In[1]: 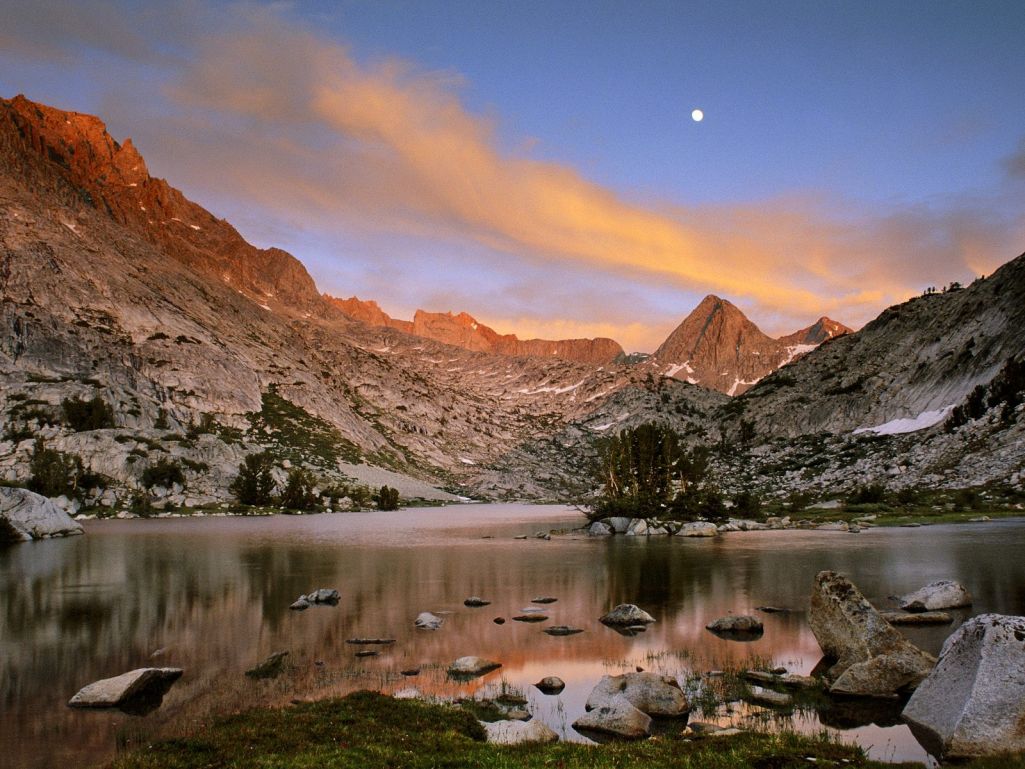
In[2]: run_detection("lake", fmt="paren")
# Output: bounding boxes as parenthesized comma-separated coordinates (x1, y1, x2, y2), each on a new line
(3, 505, 1024, 769)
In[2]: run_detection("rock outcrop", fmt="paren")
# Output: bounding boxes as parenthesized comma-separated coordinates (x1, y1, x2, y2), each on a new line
(902, 614, 1025, 759)
(808, 571, 935, 697)
(0, 487, 83, 541)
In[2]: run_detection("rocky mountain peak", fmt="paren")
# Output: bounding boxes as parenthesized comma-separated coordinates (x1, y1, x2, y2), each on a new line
(652, 297, 849, 395)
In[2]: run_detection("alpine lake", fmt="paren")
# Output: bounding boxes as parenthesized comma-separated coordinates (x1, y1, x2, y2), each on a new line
(4, 504, 1025, 769)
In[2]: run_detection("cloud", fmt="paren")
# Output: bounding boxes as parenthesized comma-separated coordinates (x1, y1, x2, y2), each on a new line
(5, 2, 1024, 350)
(1005, 137, 1025, 179)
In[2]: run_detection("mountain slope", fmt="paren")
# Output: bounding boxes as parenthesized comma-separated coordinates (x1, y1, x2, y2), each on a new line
(650, 295, 850, 395)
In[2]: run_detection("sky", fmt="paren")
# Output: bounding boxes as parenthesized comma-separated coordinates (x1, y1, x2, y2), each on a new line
(2, 0, 1025, 352)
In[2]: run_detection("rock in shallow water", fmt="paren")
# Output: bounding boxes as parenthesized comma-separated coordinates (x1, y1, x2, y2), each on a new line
(902, 613, 1025, 759)
(448, 656, 502, 678)
(0, 487, 83, 542)
(245, 651, 288, 679)
(599, 604, 655, 626)
(415, 612, 444, 630)
(705, 615, 764, 636)
(899, 580, 972, 612)
(879, 610, 953, 626)
(543, 625, 584, 636)
(68, 668, 183, 715)
(535, 676, 566, 694)
(809, 570, 935, 697)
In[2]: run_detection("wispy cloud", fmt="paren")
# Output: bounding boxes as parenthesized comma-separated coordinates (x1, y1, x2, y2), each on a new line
(4, 1, 1023, 349)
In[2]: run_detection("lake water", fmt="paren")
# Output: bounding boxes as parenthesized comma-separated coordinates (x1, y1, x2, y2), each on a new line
(3, 505, 1025, 769)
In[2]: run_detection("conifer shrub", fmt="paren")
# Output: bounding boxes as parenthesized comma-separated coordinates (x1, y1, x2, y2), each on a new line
(230, 452, 276, 506)
(61, 396, 115, 431)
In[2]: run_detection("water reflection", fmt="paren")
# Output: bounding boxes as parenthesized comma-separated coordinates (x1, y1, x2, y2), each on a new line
(2, 507, 1024, 769)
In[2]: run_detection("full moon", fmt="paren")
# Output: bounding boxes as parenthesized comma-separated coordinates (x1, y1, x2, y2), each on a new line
(691, 108, 704, 122)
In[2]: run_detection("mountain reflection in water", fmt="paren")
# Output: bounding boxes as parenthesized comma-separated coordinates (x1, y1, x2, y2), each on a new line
(3, 505, 1024, 769)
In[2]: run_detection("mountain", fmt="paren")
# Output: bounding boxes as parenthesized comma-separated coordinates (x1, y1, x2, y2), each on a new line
(650, 295, 850, 395)
(0, 93, 1021, 512)
(328, 296, 624, 364)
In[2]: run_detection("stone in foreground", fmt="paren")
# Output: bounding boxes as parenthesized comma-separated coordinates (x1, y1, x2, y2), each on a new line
(483, 718, 559, 745)
(573, 693, 652, 739)
(448, 656, 502, 678)
(68, 668, 183, 714)
(0, 487, 83, 542)
(415, 612, 444, 630)
(809, 571, 935, 697)
(585, 671, 688, 717)
(599, 604, 656, 626)
(902, 614, 1025, 759)
(899, 580, 972, 612)
(245, 651, 288, 679)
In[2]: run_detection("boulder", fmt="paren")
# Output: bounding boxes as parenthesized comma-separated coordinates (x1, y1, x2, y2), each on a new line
(902, 614, 1025, 759)
(448, 656, 502, 678)
(68, 668, 182, 714)
(245, 651, 288, 679)
(606, 517, 632, 534)
(625, 519, 649, 536)
(899, 580, 972, 612)
(483, 719, 559, 745)
(676, 521, 718, 537)
(535, 676, 566, 694)
(585, 672, 688, 717)
(306, 588, 340, 604)
(573, 694, 651, 739)
(706, 615, 763, 635)
(0, 487, 83, 541)
(809, 571, 935, 697)
(599, 604, 655, 626)
(746, 687, 792, 708)
(415, 612, 444, 630)
(289, 597, 310, 611)
(588, 521, 613, 536)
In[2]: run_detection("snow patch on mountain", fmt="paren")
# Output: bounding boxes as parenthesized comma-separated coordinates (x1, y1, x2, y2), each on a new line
(853, 405, 955, 436)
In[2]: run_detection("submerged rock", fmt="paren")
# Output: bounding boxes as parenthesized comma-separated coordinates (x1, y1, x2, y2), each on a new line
(245, 651, 288, 679)
(880, 610, 953, 626)
(463, 597, 491, 607)
(902, 614, 1025, 759)
(448, 656, 502, 678)
(543, 625, 584, 636)
(0, 487, 83, 542)
(289, 597, 311, 611)
(899, 580, 972, 612)
(585, 672, 688, 717)
(512, 614, 548, 623)
(414, 612, 444, 630)
(809, 571, 935, 697)
(483, 719, 558, 745)
(306, 588, 340, 604)
(573, 693, 651, 739)
(705, 615, 764, 639)
(68, 668, 183, 715)
(531, 596, 557, 604)
(599, 604, 656, 626)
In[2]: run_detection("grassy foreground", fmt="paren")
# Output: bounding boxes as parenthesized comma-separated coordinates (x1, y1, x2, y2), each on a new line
(101, 690, 1019, 769)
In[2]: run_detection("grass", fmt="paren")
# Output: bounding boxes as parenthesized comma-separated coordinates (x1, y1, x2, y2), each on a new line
(106, 690, 938, 769)
(248, 387, 364, 467)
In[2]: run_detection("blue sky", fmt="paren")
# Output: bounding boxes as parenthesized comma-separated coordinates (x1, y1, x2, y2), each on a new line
(2, 0, 1024, 350)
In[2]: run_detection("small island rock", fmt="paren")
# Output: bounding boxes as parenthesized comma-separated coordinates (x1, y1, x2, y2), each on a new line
(899, 580, 972, 612)
(599, 604, 656, 626)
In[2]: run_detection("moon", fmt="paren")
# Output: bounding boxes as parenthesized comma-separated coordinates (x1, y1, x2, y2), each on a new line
(691, 108, 704, 122)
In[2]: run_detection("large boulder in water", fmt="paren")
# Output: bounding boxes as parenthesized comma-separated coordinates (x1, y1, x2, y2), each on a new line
(68, 668, 182, 715)
(573, 693, 651, 739)
(902, 614, 1025, 759)
(585, 672, 688, 717)
(447, 656, 501, 678)
(899, 580, 972, 612)
(0, 487, 83, 542)
(809, 571, 935, 697)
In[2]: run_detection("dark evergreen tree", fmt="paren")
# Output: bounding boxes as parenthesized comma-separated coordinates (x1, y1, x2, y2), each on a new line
(230, 452, 275, 506)
(280, 468, 317, 510)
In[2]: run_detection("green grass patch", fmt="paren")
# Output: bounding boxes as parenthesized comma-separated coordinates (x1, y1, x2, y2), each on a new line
(105, 690, 935, 769)
(248, 387, 364, 467)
